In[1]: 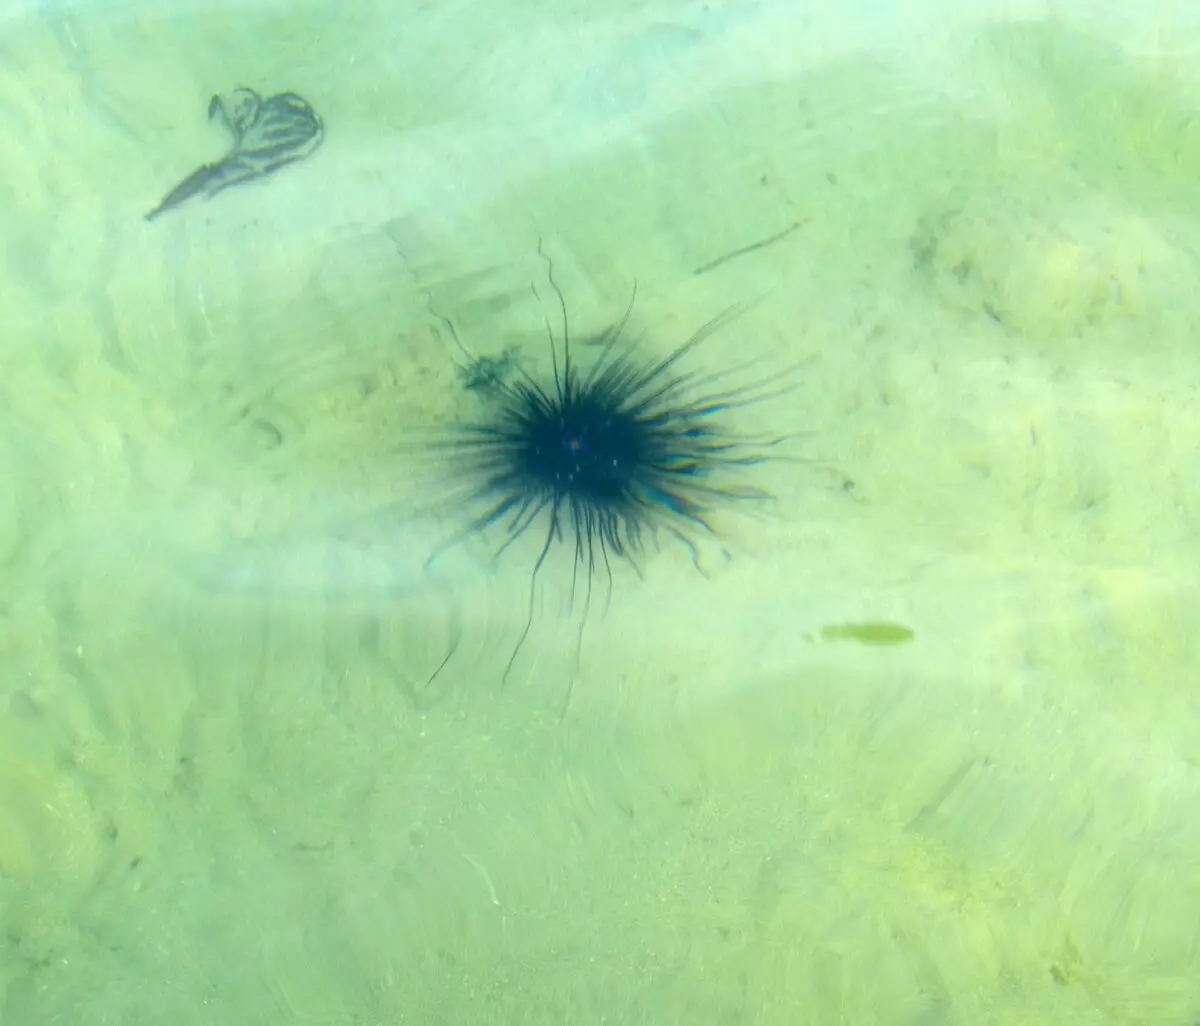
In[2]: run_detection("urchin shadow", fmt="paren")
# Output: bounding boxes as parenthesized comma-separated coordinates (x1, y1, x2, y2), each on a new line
(418, 242, 805, 710)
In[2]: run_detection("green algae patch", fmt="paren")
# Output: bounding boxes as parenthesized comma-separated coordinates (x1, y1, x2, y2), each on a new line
(820, 622, 915, 647)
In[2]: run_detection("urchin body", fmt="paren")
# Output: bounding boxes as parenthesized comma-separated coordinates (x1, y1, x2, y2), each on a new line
(444, 301, 777, 592)
(426, 274, 785, 686)
(508, 382, 635, 523)
(453, 324, 764, 581)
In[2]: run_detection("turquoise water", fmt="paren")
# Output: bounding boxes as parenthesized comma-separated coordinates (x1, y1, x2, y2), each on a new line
(2, 3, 1200, 1023)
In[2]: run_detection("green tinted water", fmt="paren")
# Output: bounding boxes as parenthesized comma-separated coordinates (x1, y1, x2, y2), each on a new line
(1, 5, 1198, 1024)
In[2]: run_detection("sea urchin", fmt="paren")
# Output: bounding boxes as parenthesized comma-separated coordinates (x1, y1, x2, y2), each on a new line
(428, 256, 789, 684)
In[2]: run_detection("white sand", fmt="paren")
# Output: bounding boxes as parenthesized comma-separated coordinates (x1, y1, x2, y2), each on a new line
(1, 0, 1199, 1022)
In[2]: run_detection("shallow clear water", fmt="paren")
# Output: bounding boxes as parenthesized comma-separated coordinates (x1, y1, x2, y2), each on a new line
(2, 1, 1200, 1023)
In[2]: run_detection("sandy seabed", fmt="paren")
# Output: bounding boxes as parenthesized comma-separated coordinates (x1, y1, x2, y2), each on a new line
(2, 0, 1200, 1023)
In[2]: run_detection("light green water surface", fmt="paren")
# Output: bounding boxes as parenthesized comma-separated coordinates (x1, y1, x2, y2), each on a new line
(1, 3, 1199, 1024)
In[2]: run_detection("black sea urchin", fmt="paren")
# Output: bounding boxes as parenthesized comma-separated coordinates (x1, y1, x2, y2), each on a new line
(427, 254, 789, 684)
